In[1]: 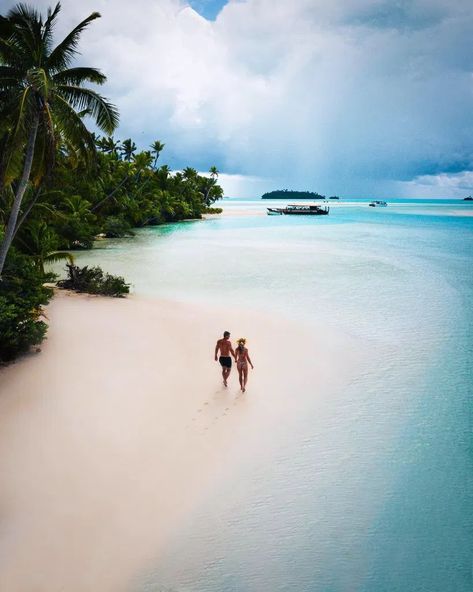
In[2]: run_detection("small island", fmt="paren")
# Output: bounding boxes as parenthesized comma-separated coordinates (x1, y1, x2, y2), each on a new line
(262, 189, 325, 200)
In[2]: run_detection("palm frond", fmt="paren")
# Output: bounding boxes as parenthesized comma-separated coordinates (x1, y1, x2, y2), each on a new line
(42, 3, 61, 55)
(56, 85, 119, 134)
(0, 37, 20, 67)
(47, 11, 101, 72)
(44, 250, 74, 265)
(52, 94, 96, 162)
(0, 65, 22, 79)
(6, 3, 42, 65)
(53, 66, 106, 86)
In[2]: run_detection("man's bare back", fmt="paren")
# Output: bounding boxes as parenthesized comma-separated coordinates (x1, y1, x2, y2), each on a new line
(216, 338, 233, 357)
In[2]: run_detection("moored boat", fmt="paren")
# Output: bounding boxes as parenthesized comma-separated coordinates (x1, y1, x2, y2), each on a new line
(369, 200, 388, 207)
(267, 203, 329, 216)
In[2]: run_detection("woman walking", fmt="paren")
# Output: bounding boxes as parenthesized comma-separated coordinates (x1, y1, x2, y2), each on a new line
(235, 338, 254, 392)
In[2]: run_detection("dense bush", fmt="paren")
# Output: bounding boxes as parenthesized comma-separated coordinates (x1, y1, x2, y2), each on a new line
(102, 216, 135, 238)
(57, 264, 130, 297)
(0, 250, 52, 363)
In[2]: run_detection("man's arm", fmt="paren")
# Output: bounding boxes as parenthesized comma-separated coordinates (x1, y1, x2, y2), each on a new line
(214, 340, 220, 361)
(230, 345, 236, 360)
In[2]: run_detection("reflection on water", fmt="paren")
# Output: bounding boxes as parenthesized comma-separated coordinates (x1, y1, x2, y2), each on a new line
(60, 201, 472, 592)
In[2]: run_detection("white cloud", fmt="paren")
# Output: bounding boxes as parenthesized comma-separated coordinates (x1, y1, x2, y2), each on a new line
(398, 170, 473, 198)
(2, 0, 473, 197)
(202, 172, 272, 198)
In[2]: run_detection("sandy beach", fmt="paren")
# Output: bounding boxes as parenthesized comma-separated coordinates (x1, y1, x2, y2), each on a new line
(0, 290, 352, 592)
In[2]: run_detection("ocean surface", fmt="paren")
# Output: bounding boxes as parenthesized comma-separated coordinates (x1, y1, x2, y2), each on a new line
(69, 198, 472, 592)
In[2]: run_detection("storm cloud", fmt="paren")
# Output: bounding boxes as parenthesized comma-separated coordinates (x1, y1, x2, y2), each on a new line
(2, 0, 473, 197)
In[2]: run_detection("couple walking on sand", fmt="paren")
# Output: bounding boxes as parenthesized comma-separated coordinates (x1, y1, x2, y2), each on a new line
(215, 331, 254, 392)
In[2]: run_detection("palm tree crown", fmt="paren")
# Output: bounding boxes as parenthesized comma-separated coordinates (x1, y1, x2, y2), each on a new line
(0, 2, 118, 182)
(0, 2, 119, 275)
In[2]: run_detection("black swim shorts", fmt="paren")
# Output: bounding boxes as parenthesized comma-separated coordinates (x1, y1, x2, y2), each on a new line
(219, 356, 232, 368)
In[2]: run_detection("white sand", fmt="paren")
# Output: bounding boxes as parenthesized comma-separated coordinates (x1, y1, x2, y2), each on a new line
(0, 291, 354, 592)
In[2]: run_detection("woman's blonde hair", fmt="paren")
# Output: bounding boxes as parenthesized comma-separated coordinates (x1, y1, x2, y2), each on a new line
(237, 337, 246, 344)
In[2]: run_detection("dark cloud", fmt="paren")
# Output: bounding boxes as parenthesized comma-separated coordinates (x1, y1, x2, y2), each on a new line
(1, 0, 472, 196)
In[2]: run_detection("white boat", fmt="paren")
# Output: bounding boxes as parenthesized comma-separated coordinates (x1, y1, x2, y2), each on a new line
(267, 203, 330, 216)
(369, 200, 388, 207)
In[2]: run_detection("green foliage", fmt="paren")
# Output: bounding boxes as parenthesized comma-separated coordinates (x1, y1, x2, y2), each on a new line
(103, 216, 134, 238)
(0, 135, 224, 256)
(261, 189, 326, 200)
(57, 264, 129, 297)
(0, 249, 52, 363)
(1, 137, 223, 241)
(0, 2, 118, 187)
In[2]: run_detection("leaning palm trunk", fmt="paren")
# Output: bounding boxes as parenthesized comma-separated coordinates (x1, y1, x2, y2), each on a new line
(12, 186, 43, 240)
(0, 112, 40, 277)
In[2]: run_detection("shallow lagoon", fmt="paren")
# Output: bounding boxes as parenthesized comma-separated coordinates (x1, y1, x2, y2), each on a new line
(70, 199, 472, 592)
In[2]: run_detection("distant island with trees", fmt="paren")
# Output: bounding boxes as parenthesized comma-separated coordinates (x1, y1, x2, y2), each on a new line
(262, 189, 326, 200)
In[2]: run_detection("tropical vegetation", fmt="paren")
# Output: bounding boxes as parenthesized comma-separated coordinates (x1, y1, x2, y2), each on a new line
(57, 263, 129, 297)
(0, 3, 223, 362)
(261, 189, 326, 200)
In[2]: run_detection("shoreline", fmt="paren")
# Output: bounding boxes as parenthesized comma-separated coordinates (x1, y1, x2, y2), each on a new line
(0, 290, 355, 591)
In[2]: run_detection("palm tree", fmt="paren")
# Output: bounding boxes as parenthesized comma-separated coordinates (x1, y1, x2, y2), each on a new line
(16, 218, 74, 273)
(91, 150, 153, 212)
(120, 138, 136, 161)
(97, 135, 120, 157)
(0, 2, 119, 276)
(209, 165, 219, 180)
(183, 167, 198, 181)
(150, 140, 165, 169)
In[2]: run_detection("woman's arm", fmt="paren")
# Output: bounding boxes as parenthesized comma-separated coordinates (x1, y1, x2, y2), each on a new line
(247, 350, 254, 369)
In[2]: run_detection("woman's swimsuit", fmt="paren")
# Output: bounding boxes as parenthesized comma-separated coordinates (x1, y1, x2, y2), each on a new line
(236, 348, 248, 370)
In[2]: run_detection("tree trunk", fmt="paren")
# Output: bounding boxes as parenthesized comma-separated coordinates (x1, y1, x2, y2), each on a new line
(0, 111, 40, 277)
(13, 186, 42, 239)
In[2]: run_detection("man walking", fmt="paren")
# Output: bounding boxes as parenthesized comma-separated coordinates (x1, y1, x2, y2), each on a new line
(215, 331, 236, 387)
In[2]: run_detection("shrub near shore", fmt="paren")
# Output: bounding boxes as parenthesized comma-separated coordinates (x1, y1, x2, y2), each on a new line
(0, 250, 52, 363)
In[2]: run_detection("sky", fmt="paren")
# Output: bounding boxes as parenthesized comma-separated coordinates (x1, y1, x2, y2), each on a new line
(2, 0, 473, 198)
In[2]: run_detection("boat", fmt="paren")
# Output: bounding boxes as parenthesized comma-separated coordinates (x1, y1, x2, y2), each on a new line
(266, 203, 329, 216)
(369, 200, 388, 207)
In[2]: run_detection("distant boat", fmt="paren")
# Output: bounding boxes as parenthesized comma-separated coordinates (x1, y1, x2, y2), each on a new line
(329, 196, 340, 200)
(267, 203, 329, 216)
(464, 196, 473, 201)
(369, 200, 388, 207)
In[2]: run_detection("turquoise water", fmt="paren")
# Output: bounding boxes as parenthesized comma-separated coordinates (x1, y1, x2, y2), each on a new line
(71, 200, 472, 591)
